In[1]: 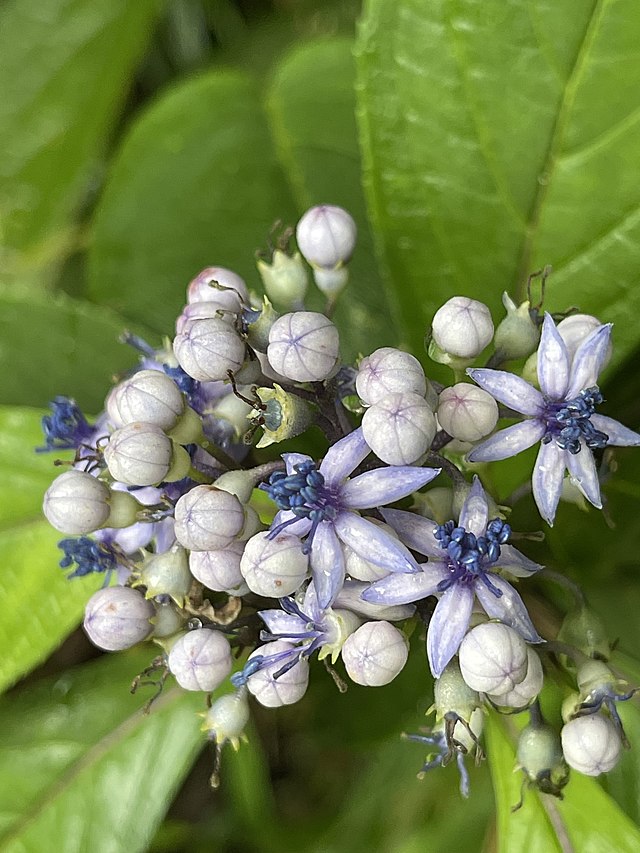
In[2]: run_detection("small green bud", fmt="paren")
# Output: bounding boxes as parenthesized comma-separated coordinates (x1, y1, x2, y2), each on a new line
(516, 722, 569, 799)
(252, 384, 316, 448)
(493, 293, 540, 361)
(411, 487, 454, 525)
(432, 659, 482, 723)
(133, 543, 193, 607)
(257, 250, 309, 309)
(557, 605, 611, 661)
(244, 297, 280, 353)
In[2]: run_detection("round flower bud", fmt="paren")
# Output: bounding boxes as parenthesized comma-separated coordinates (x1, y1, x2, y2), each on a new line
(493, 293, 540, 361)
(168, 628, 232, 692)
(173, 316, 245, 382)
(83, 586, 155, 651)
(296, 204, 357, 269)
(487, 648, 543, 710)
(267, 311, 340, 382)
(361, 391, 436, 465)
(107, 370, 185, 431)
(431, 297, 494, 359)
(341, 621, 409, 687)
(240, 532, 309, 597)
(356, 347, 427, 405)
(104, 422, 190, 486)
(176, 301, 232, 333)
(458, 622, 528, 695)
(561, 714, 622, 776)
(43, 470, 112, 534)
(135, 543, 193, 606)
(437, 384, 499, 442)
(246, 640, 309, 707)
(257, 250, 309, 308)
(202, 691, 250, 747)
(174, 485, 246, 551)
(187, 266, 248, 309)
(189, 541, 249, 595)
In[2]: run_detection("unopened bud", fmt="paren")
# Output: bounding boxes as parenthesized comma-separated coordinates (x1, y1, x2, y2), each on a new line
(43, 470, 140, 534)
(296, 204, 357, 269)
(356, 347, 427, 405)
(107, 370, 185, 432)
(104, 423, 190, 486)
(561, 714, 622, 776)
(341, 621, 408, 686)
(488, 649, 543, 710)
(187, 267, 248, 310)
(493, 293, 540, 361)
(246, 640, 309, 707)
(361, 391, 437, 465)
(257, 250, 308, 308)
(168, 628, 232, 692)
(431, 297, 494, 360)
(437, 384, 499, 442)
(240, 531, 309, 597)
(267, 311, 340, 382)
(173, 316, 245, 382)
(84, 586, 155, 650)
(174, 485, 246, 551)
(189, 541, 248, 595)
(458, 622, 528, 694)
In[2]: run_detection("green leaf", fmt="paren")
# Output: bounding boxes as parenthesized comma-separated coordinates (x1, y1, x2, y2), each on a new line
(0, 0, 159, 281)
(357, 0, 640, 365)
(87, 70, 298, 335)
(266, 38, 399, 356)
(0, 406, 101, 692)
(0, 649, 204, 853)
(0, 287, 151, 410)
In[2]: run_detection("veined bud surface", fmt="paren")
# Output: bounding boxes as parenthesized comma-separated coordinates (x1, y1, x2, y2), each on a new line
(104, 422, 190, 486)
(174, 485, 246, 551)
(356, 347, 427, 405)
(561, 714, 622, 776)
(107, 370, 185, 431)
(240, 531, 309, 597)
(296, 204, 357, 269)
(458, 622, 528, 694)
(246, 640, 309, 707)
(173, 316, 245, 382)
(84, 586, 155, 651)
(257, 250, 309, 308)
(487, 648, 543, 710)
(43, 470, 112, 534)
(431, 297, 494, 359)
(341, 621, 409, 686)
(437, 384, 499, 442)
(189, 540, 248, 595)
(168, 628, 232, 692)
(267, 311, 340, 382)
(361, 391, 437, 465)
(186, 266, 248, 310)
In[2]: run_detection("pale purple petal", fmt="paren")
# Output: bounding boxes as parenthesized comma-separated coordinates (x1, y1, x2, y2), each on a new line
(591, 414, 640, 447)
(494, 544, 543, 577)
(566, 324, 612, 399)
(309, 521, 345, 609)
(379, 508, 442, 557)
(458, 476, 488, 537)
(474, 575, 542, 642)
(532, 441, 566, 526)
(427, 584, 474, 677)
(467, 369, 544, 415)
(362, 563, 448, 605)
(319, 427, 370, 485)
(154, 518, 177, 554)
(467, 419, 546, 463)
(566, 443, 602, 508)
(271, 510, 313, 538)
(334, 581, 415, 621)
(282, 452, 312, 475)
(258, 610, 306, 636)
(537, 313, 570, 399)
(334, 512, 419, 573)
(302, 581, 323, 622)
(341, 466, 441, 509)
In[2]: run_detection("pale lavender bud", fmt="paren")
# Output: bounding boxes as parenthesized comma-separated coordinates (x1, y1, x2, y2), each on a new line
(107, 370, 185, 431)
(437, 384, 499, 442)
(203, 691, 250, 746)
(246, 640, 309, 707)
(176, 301, 234, 333)
(487, 648, 543, 710)
(561, 715, 622, 776)
(43, 470, 111, 534)
(267, 311, 340, 383)
(556, 314, 606, 360)
(104, 422, 190, 486)
(83, 586, 154, 651)
(173, 316, 245, 382)
(168, 628, 232, 692)
(341, 621, 409, 686)
(186, 267, 248, 309)
(431, 297, 494, 359)
(240, 532, 309, 597)
(296, 204, 357, 269)
(356, 347, 427, 405)
(174, 485, 246, 551)
(361, 391, 436, 465)
(189, 541, 249, 595)
(458, 622, 528, 694)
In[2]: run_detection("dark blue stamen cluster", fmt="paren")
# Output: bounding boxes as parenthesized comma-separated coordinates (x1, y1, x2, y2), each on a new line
(58, 536, 120, 579)
(163, 365, 202, 408)
(38, 397, 93, 453)
(434, 518, 511, 597)
(543, 387, 608, 454)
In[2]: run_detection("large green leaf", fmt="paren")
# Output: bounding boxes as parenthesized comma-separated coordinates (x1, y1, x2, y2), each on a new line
(0, 0, 159, 282)
(0, 407, 101, 693)
(266, 38, 399, 355)
(357, 0, 640, 366)
(0, 649, 204, 853)
(87, 70, 298, 334)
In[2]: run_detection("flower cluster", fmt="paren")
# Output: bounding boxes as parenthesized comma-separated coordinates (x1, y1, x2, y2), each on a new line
(40, 205, 640, 801)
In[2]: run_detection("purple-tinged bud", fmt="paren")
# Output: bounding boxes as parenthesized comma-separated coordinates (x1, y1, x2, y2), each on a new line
(186, 267, 248, 309)
(561, 714, 622, 776)
(134, 543, 193, 606)
(43, 470, 140, 534)
(296, 204, 357, 269)
(176, 301, 234, 333)
(341, 621, 408, 686)
(189, 541, 249, 595)
(458, 622, 528, 695)
(83, 586, 154, 651)
(431, 297, 494, 360)
(174, 485, 246, 551)
(257, 250, 309, 308)
(246, 640, 309, 707)
(437, 384, 499, 442)
(104, 422, 190, 486)
(267, 311, 340, 382)
(202, 691, 250, 748)
(356, 347, 427, 405)
(168, 628, 232, 692)
(361, 391, 436, 465)
(487, 648, 543, 710)
(107, 370, 185, 432)
(173, 316, 245, 382)
(240, 532, 309, 597)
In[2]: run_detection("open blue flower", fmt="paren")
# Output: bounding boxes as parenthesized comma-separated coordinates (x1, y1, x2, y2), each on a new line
(362, 477, 542, 677)
(467, 314, 640, 525)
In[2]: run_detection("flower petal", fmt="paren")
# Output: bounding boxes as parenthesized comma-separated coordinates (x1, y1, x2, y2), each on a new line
(474, 575, 542, 642)
(458, 476, 488, 537)
(427, 584, 474, 677)
(566, 324, 612, 399)
(334, 512, 419, 573)
(319, 427, 370, 484)
(532, 441, 566, 526)
(335, 580, 416, 620)
(342, 466, 441, 509)
(309, 521, 345, 609)
(271, 510, 313, 538)
(379, 508, 442, 557)
(467, 419, 546, 463)
(566, 442, 602, 508)
(282, 452, 313, 475)
(537, 313, 570, 399)
(591, 414, 640, 447)
(494, 544, 543, 577)
(258, 609, 306, 636)
(467, 369, 544, 415)
(362, 563, 448, 605)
